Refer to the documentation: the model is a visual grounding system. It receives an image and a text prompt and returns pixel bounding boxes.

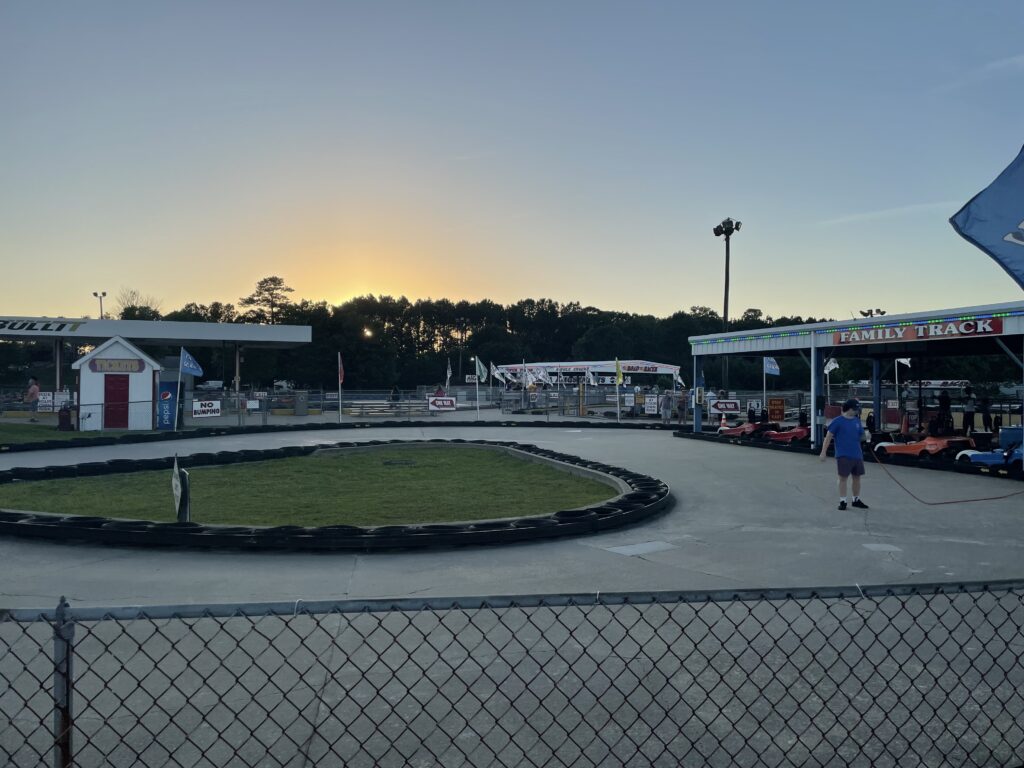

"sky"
[2,1,1023,322]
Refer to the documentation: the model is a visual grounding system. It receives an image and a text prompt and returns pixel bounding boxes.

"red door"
[104,374,130,429]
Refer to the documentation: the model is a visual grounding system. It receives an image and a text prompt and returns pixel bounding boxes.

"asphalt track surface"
[1,424,1023,609]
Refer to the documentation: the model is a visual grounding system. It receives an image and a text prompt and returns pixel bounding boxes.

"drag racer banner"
[833,318,1002,346]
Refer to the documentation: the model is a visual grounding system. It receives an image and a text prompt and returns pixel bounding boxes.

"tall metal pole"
[723,233,730,333]
[723,233,730,391]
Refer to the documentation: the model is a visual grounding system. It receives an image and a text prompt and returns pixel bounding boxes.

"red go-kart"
[762,425,811,444]
[717,421,781,438]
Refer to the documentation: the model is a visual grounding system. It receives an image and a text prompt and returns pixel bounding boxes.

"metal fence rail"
[2,581,1023,767]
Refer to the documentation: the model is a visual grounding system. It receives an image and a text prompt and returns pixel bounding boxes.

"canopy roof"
[0,316,311,348]
[496,360,681,375]
[689,301,1024,359]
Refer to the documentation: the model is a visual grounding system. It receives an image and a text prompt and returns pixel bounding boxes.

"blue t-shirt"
[828,415,864,459]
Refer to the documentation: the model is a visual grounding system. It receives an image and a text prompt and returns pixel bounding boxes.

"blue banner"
[179,347,204,377]
[764,357,780,376]
[157,382,177,430]
[950,144,1024,290]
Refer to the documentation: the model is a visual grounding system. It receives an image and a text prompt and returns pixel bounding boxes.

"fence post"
[52,596,74,768]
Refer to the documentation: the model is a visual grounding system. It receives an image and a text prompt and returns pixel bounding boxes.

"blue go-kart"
[956,427,1023,478]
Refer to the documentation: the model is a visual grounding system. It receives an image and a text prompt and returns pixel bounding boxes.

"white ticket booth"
[72,336,162,431]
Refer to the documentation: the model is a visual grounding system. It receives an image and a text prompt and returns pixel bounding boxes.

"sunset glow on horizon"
[2,2,1023,321]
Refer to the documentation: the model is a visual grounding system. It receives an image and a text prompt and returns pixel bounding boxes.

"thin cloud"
[932,52,1024,93]
[444,151,497,163]
[980,53,1024,73]
[819,201,960,227]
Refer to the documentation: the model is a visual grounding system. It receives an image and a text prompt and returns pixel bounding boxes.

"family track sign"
[833,318,1002,346]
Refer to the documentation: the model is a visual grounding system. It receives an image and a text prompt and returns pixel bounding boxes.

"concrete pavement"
[1,425,1022,608]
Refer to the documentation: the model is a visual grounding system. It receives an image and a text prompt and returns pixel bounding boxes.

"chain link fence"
[3,581,1023,767]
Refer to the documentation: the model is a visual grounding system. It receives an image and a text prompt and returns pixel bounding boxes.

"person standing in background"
[980,396,993,433]
[24,376,40,422]
[961,386,976,435]
[659,390,674,425]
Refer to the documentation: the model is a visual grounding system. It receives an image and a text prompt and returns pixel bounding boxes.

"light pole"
[92,291,107,319]
[713,218,741,390]
[858,309,887,429]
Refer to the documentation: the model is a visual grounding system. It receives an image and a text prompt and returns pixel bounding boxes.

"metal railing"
[3,581,1022,767]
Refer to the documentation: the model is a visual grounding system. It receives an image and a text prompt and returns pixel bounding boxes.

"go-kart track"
[1,419,1022,608]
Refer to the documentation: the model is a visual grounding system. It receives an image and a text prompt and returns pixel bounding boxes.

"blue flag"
[179,347,204,377]
[764,357,780,376]
[950,144,1024,290]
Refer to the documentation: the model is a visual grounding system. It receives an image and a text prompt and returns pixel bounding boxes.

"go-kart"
[717,421,780,438]
[762,425,811,444]
[956,442,1023,477]
[874,435,974,460]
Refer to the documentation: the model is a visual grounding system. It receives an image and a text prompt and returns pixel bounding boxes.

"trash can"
[57,405,72,431]
[294,391,309,417]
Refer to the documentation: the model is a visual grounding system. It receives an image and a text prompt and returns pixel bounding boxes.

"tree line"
[124,277,838,390]
[2,277,1017,392]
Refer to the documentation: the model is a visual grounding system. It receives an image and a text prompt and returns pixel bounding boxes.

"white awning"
[496,360,681,376]
[0,316,310,348]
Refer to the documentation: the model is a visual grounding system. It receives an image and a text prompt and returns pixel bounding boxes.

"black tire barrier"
[12,467,48,481]
[1,419,685,455]
[43,466,78,480]
[0,440,673,552]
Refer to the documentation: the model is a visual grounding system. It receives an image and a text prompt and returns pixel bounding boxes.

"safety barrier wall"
[2,582,1022,767]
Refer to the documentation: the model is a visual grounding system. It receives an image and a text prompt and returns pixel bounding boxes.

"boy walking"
[819,398,870,511]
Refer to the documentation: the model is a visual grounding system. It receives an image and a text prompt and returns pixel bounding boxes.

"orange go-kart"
[873,435,974,460]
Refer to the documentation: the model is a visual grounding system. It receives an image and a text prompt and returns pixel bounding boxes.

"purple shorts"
[836,457,865,477]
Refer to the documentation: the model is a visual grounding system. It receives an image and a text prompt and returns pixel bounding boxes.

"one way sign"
[709,399,741,414]
[427,396,456,412]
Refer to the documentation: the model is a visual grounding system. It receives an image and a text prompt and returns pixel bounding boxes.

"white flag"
[674,371,684,386]
[445,358,452,389]
[490,362,506,383]
[896,358,911,367]
[536,368,552,385]
[824,358,839,374]
[171,456,182,512]
[585,369,597,386]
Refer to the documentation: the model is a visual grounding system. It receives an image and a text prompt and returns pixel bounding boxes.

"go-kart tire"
[957,454,973,465]
[874,447,888,460]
